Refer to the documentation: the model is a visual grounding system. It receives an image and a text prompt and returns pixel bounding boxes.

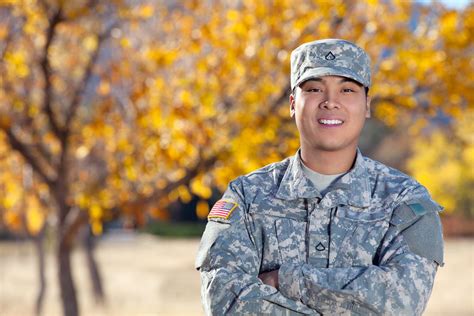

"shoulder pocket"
[389,199,442,229]
[390,199,444,266]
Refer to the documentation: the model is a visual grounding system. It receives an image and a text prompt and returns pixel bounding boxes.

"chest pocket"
[330,206,390,267]
[275,218,306,266]
[250,212,307,272]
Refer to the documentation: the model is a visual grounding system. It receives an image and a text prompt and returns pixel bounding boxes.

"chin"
[312,141,356,153]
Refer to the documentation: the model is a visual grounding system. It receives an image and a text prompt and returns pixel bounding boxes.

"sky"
[416,0,472,9]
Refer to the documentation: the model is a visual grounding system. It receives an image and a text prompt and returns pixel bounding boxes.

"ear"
[289,93,296,118]
[365,95,371,118]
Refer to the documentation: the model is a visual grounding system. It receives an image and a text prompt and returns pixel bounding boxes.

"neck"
[300,146,357,175]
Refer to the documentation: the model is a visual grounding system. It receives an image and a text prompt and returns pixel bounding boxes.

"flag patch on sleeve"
[208,200,238,220]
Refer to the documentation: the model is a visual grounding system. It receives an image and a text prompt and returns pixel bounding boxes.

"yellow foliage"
[89,204,102,220]
[177,185,192,203]
[138,4,154,18]
[3,181,22,209]
[91,220,103,235]
[83,35,98,52]
[1,0,473,237]
[407,111,474,216]
[120,37,131,48]
[26,196,44,235]
[190,176,212,199]
[97,81,111,96]
[4,51,29,78]
[195,200,209,220]
[3,209,22,232]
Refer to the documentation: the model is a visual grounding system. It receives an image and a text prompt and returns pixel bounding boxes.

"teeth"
[319,119,343,125]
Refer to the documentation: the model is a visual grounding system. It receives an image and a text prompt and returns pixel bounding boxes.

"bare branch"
[3,127,55,188]
[21,103,57,170]
[34,138,56,169]
[63,23,116,138]
[0,19,14,61]
[270,82,291,112]
[40,8,64,139]
[106,154,219,221]
[144,154,218,205]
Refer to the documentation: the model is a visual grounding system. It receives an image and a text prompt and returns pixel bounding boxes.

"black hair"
[292,80,370,96]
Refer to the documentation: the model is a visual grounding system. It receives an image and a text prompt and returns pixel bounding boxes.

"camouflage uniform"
[196,39,444,315]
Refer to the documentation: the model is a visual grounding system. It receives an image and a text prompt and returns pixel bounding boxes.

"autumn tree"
[407,109,474,218]
[0,1,130,315]
[0,1,472,316]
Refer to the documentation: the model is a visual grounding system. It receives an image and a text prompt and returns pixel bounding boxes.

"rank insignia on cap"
[325,51,335,60]
[208,200,238,220]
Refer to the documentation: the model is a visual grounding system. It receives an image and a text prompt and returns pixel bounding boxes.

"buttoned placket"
[305,197,334,268]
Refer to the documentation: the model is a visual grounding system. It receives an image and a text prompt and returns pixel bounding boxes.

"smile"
[318,119,344,125]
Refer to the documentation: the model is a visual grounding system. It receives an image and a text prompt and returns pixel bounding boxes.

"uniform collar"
[275,149,371,208]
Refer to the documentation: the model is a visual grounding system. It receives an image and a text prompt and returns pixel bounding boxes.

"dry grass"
[0,234,472,316]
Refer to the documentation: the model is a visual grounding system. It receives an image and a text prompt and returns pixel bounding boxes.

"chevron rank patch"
[208,200,238,220]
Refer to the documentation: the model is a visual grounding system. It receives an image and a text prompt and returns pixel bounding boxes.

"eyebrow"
[303,77,362,86]
[339,77,363,86]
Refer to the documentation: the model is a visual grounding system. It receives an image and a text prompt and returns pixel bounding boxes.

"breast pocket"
[275,218,306,266]
[330,207,390,267]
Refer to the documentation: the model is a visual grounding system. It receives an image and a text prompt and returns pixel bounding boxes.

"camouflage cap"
[290,39,371,90]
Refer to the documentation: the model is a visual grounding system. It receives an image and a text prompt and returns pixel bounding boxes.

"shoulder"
[210,156,291,224]
[230,156,291,195]
[362,155,431,204]
[362,157,445,265]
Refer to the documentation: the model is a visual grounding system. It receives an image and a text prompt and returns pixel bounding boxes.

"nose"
[319,98,340,110]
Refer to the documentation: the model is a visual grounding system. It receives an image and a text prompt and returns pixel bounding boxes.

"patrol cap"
[290,39,371,90]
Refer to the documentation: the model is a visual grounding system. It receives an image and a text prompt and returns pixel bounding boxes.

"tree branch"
[3,127,55,188]
[21,103,57,170]
[63,23,116,139]
[106,154,219,221]
[40,8,63,139]
[270,82,291,113]
[144,154,218,205]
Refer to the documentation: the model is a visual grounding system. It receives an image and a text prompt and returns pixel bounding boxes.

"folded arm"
[196,180,316,315]
[276,201,444,315]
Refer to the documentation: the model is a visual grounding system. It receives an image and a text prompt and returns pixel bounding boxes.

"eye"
[342,88,355,93]
[306,88,322,93]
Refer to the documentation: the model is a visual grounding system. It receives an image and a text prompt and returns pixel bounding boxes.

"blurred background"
[0,0,473,315]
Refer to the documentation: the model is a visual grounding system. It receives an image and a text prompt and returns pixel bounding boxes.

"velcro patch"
[401,211,444,266]
[408,203,426,216]
[208,200,238,220]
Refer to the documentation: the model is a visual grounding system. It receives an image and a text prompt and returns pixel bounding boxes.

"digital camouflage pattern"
[290,39,372,90]
[196,150,444,315]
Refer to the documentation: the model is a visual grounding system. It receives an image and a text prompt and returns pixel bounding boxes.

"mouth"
[318,119,344,126]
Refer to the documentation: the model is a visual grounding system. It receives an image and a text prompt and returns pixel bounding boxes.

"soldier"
[195,39,444,315]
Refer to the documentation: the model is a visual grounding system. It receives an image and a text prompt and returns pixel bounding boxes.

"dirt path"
[0,234,472,315]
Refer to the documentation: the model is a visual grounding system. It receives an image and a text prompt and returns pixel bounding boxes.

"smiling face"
[290,75,371,155]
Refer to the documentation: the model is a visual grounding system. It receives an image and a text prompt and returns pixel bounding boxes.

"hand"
[258,269,279,289]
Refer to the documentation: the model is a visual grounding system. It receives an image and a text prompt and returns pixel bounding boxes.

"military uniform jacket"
[196,150,444,315]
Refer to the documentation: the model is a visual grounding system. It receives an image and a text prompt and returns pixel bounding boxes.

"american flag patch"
[208,200,238,220]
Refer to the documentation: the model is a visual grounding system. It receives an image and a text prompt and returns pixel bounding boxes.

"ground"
[0,234,472,315]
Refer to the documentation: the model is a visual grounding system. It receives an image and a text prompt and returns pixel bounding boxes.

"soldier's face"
[290,75,371,154]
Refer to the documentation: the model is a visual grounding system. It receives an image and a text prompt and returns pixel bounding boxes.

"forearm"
[201,268,316,315]
[278,253,437,315]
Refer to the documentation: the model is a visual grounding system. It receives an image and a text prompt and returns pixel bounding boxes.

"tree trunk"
[58,237,79,316]
[83,228,105,303]
[34,226,47,316]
